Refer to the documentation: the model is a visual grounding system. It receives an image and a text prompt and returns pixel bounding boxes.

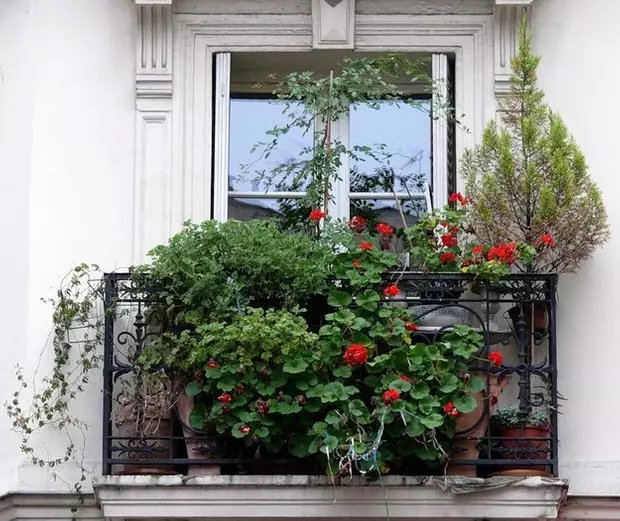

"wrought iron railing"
[102,271,558,477]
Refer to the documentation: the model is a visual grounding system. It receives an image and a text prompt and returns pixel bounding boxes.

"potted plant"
[462,18,609,332]
[490,404,551,476]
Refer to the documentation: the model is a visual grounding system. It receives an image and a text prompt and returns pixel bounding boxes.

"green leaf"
[420,413,445,429]
[283,357,309,374]
[185,380,203,397]
[333,365,352,378]
[439,374,459,393]
[410,382,430,399]
[405,417,425,437]
[328,291,353,308]
[320,435,339,454]
[189,405,206,430]
[470,376,485,393]
[311,421,328,435]
[216,376,237,391]
[389,379,412,392]
[356,289,380,311]
[270,402,302,415]
[325,410,342,426]
[454,395,478,414]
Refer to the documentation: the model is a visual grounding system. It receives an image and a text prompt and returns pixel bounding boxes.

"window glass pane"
[349,100,431,195]
[228,197,312,228]
[229,99,312,193]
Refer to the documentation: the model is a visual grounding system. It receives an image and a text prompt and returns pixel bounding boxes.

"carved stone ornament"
[325,0,344,6]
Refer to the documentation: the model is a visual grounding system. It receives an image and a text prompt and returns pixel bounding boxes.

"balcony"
[93,271,565,519]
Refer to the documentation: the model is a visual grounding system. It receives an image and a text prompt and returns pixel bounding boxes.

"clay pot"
[176,386,222,476]
[115,415,175,475]
[446,374,510,477]
[493,425,551,476]
[508,304,548,335]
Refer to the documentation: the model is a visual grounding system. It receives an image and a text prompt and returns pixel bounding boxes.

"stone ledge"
[93,474,568,519]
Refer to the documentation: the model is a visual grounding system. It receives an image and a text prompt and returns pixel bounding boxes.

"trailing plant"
[5,263,104,508]
[463,18,609,274]
[244,54,441,228]
[492,404,550,429]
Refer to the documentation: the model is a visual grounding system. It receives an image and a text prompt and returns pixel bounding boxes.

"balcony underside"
[93,474,567,520]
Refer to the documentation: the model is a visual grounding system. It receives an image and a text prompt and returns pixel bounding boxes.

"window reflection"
[229,99,312,193]
[349,100,431,195]
[228,197,312,230]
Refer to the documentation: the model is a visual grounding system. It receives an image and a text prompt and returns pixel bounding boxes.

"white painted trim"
[93,475,568,520]
[494,4,531,95]
[213,52,232,221]
[329,116,350,220]
[136,0,171,4]
[495,0,534,5]
[0,493,101,520]
[312,0,355,49]
[173,12,493,220]
[432,53,449,208]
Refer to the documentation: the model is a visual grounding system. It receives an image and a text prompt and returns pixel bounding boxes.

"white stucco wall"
[0,0,619,501]
[533,0,620,497]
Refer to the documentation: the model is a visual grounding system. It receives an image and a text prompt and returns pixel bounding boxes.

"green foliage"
[492,404,550,429]
[132,219,335,326]
[463,18,609,274]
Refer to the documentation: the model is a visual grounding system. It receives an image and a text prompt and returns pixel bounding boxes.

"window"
[213,51,455,227]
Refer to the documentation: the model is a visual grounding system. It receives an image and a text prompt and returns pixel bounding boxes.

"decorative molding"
[494,3,530,95]
[0,493,101,520]
[495,0,534,4]
[312,0,355,49]
[94,475,568,520]
[133,3,174,261]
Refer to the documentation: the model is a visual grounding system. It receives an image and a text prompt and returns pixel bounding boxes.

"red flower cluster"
[239,425,251,434]
[400,375,411,383]
[383,284,400,298]
[207,359,218,369]
[441,233,458,248]
[471,245,484,256]
[350,215,368,233]
[360,241,374,251]
[443,402,459,417]
[309,209,327,221]
[343,344,369,366]
[218,393,233,403]
[376,223,394,236]
[487,242,517,265]
[439,251,457,264]
[405,322,418,332]
[353,259,361,269]
[488,351,503,367]
[256,399,269,415]
[461,259,474,267]
[540,233,555,248]
[383,389,401,405]
[448,193,471,206]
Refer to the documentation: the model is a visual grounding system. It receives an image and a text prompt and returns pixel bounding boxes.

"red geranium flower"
[487,242,517,265]
[441,233,458,248]
[383,284,400,298]
[448,225,460,234]
[540,233,556,248]
[239,425,251,434]
[472,245,484,256]
[461,259,474,267]
[405,322,418,332]
[360,241,374,251]
[439,251,457,264]
[449,192,466,205]
[383,389,401,405]
[488,351,503,367]
[376,223,395,237]
[350,215,368,233]
[218,393,233,404]
[353,259,361,269]
[443,401,459,417]
[309,209,327,221]
[343,344,369,366]
[400,375,411,383]
[207,359,218,369]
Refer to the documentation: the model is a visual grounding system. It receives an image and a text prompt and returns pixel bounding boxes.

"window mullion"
[432,53,449,210]
[328,112,350,221]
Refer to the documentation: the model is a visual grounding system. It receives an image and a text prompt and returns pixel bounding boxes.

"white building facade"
[1,0,619,519]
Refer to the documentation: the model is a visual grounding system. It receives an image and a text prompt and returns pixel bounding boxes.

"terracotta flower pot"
[446,374,510,477]
[176,385,223,476]
[493,425,551,477]
[508,304,548,335]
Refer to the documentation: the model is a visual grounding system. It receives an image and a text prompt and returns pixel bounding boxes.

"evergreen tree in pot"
[462,17,609,333]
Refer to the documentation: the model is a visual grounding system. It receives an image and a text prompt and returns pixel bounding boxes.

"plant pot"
[472,286,510,333]
[508,304,548,335]
[492,425,551,477]
[115,416,176,475]
[176,385,222,476]
[446,374,510,477]
[415,284,472,329]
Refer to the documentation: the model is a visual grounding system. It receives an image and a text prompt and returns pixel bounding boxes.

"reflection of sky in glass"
[229,99,312,193]
[349,100,431,197]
